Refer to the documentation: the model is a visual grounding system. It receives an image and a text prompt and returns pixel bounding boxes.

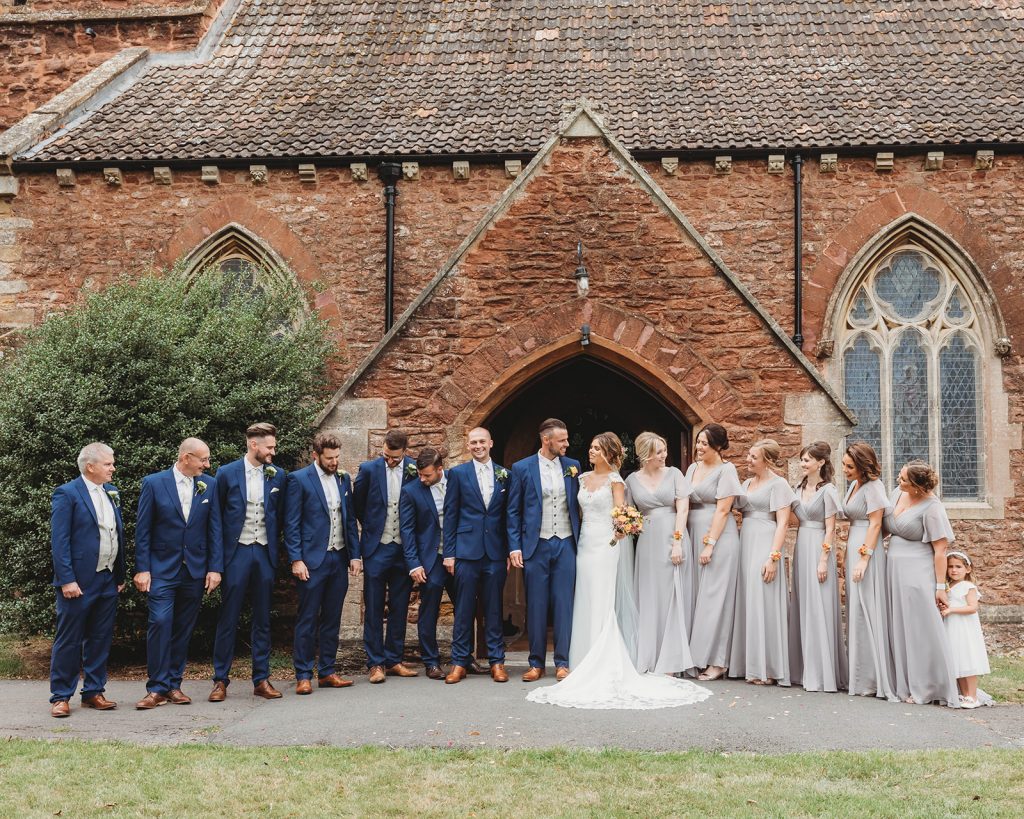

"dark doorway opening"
[482,354,693,649]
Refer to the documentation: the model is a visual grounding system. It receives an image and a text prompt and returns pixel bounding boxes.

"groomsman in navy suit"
[209,422,286,702]
[507,418,581,681]
[134,437,223,709]
[48,443,126,718]
[399,447,456,680]
[353,430,419,683]
[284,432,360,694]
[443,427,510,684]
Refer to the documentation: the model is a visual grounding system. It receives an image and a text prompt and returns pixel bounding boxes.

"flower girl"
[942,551,991,708]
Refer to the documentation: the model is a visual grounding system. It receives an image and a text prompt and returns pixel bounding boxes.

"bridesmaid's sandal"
[698,666,726,681]
[748,678,775,686]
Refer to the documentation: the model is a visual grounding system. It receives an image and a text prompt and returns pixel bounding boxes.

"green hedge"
[0,269,336,645]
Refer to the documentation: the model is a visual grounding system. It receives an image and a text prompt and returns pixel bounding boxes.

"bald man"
[134,437,223,709]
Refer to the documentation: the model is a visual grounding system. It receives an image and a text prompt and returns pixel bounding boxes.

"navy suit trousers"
[523,536,576,669]
[146,563,205,694]
[451,556,507,667]
[292,549,349,679]
[362,541,412,668]
[416,558,457,668]
[49,571,118,702]
[212,543,275,685]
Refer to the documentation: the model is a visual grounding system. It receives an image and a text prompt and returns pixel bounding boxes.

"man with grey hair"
[48,442,126,718]
[134,437,223,709]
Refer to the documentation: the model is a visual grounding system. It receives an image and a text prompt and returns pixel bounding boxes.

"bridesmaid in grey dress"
[841,442,897,701]
[626,431,695,675]
[728,439,794,686]
[685,424,743,681]
[789,441,848,693]
[884,461,959,706]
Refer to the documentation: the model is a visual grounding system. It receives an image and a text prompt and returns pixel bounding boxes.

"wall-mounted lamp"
[580,324,591,347]
[574,240,590,297]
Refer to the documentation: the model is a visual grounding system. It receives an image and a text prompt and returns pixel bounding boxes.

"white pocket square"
[270,487,280,493]
[201,499,209,504]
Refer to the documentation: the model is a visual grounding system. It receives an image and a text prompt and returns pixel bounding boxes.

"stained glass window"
[838,244,984,501]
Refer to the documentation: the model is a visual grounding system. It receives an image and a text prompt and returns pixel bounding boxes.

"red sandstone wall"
[6,148,1024,602]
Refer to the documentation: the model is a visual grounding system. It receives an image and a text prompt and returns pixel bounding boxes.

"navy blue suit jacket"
[443,460,509,562]
[506,454,582,558]
[283,463,359,568]
[135,469,224,580]
[398,476,444,575]
[215,457,286,568]
[50,477,126,588]
[352,455,417,557]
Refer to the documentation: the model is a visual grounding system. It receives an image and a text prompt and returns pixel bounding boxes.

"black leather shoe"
[425,665,445,680]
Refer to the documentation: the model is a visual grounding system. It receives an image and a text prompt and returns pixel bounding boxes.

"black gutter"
[791,153,804,348]
[378,162,402,333]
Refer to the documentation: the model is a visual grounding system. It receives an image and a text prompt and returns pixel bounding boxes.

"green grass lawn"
[0,741,1021,817]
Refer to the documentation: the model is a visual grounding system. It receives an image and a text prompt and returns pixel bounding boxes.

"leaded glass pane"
[890,330,931,480]
[843,334,882,455]
[940,333,981,500]
[944,285,972,325]
[849,287,875,326]
[873,250,943,321]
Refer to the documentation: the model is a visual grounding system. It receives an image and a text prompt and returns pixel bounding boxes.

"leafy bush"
[0,267,336,644]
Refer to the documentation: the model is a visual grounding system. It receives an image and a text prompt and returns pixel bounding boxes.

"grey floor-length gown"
[686,462,743,669]
[842,479,898,701]
[728,475,795,685]
[789,483,848,692]
[884,489,960,706]
[626,467,696,675]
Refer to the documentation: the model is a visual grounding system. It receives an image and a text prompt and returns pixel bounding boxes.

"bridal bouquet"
[610,505,643,546]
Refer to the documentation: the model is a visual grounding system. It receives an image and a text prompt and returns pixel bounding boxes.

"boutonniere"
[106,489,120,508]
[563,466,579,479]
[195,480,208,496]
[405,463,418,479]
[264,465,277,481]
[495,467,509,484]
[336,469,349,481]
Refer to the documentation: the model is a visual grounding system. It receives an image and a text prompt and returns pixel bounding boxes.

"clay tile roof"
[19,0,1024,163]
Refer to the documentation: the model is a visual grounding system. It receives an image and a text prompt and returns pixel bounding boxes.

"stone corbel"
[298,164,317,184]
[767,155,785,174]
[875,152,894,172]
[452,161,470,181]
[661,157,679,175]
[201,166,220,185]
[504,160,522,178]
[401,162,419,181]
[714,155,732,174]
[819,153,838,173]
[975,150,995,171]
[814,338,834,360]
[56,169,76,187]
[103,167,123,186]
[995,337,1012,358]
[924,152,944,171]
[249,165,268,184]
[153,167,172,185]
[350,163,368,182]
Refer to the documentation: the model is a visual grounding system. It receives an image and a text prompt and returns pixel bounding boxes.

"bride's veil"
[614,534,641,667]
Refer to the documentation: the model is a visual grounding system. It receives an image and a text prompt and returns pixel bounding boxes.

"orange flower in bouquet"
[610,505,643,546]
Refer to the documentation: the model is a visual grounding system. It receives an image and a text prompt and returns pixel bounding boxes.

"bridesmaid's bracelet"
[770,551,782,562]
[821,542,832,553]
[935,583,947,591]
[703,535,717,547]
[672,530,683,542]
[857,545,874,557]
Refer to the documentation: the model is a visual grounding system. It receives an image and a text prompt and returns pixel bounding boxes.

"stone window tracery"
[838,245,984,501]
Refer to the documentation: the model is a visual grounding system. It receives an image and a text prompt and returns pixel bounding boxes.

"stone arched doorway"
[480,351,694,646]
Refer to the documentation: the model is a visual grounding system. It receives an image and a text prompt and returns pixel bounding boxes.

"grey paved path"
[4,673,1023,752]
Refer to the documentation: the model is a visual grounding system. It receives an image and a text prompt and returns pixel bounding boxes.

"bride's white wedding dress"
[526,472,712,709]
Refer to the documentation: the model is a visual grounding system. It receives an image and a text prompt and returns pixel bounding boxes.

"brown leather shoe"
[425,665,446,680]
[386,663,419,678]
[521,666,546,682]
[166,689,192,705]
[445,665,467,684]
[81,693,117,710]
[367,666,386,684]
[135,692,168,710]
[51,700,71,718]
[556,667,570,681]
[490,663,509,683]
[295,679,313,695]
[208,682,227,702]
[467,660,489,675]
[318,673,355,688]
[253,680,283,699]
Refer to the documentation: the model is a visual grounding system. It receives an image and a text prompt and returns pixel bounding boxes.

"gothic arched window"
[182,223,295,296]
[838,245,984,500]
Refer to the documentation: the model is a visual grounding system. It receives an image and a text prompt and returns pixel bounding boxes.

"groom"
[507,418,581,681]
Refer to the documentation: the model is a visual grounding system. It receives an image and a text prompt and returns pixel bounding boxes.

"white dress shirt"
[239,458,268,545]
[173,465,193,520]
[85,477,118,572]
[475,458,493,506]
[431,472,447,553]
[315,462,344,550]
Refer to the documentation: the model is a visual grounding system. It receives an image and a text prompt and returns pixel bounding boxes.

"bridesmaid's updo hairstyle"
[751,438,786,470]
[699,423,729,453]
[634,431,667,465]
[799,440,835,490]
[592,432,625,470]
[904,460,939,493]
[844,442,881,481]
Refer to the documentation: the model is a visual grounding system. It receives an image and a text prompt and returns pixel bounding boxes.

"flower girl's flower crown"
[947,550,972,566]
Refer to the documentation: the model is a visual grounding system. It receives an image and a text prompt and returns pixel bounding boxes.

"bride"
[527,432,712,709]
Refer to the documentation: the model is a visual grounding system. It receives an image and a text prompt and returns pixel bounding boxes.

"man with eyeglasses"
[134,437,223,709]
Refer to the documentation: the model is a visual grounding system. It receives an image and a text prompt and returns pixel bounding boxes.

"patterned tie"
[181,478,192,521]
[478,464,492,506]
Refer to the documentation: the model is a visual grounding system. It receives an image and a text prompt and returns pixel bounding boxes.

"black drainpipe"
[379,162,402,333]
[791,153,804,348]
